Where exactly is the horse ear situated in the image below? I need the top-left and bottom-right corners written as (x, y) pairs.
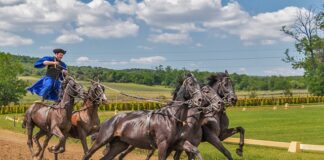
top-left (90, 80), bottom-right (95, 84)
top-left (187, 72), bottom-right (194, 77)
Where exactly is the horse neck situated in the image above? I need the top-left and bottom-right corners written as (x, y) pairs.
top-left (59, 89), bottom-right (75, 119)
top-left (169, 104), bottom-right (189, 122)
top-left (82, 98), bottom-right (99, 118)
top-left (174, 86), bottom-right (187, 102)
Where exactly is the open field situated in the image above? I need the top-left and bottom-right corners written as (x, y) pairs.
top-left (1, 104), bottom-right (324, 159)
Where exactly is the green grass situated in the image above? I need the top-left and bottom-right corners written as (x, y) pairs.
top-left (226, 104), bottom-right (324, 144)
top-left (199, 143), bottom-right (324, 160)
top-left (1, 104), bottom-right (324, 159)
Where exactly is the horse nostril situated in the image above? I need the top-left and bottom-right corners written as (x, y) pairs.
top-left (198, 98), bottom-right (202, 102)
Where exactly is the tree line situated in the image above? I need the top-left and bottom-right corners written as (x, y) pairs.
top-left (7, 53), bottom-right (306, 91)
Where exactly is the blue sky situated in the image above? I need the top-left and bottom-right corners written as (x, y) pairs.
top-left (0, 0), bottom-right (322, 76)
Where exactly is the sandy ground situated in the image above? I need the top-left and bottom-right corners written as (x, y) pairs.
top-left (0, 129), bottom-right (158, 160)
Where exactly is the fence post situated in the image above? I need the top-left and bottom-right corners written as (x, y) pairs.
top-left (288, 141), bottom-right (301, 153)
top-left (13, 116), bottom-right (16, 127)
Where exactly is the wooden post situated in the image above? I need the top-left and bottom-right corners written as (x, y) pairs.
top-left (13, 116), bottom-right (16, 127)
top-left (288, 141), bottom-right (301, 153)
top-left (285, 103), bottom-right (289, 110)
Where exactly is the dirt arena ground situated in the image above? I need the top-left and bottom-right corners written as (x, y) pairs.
top-left (0, 129), bottom-right (158, 160)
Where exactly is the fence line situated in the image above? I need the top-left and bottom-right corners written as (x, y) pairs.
top-left (224, 138), bottom-right (324, 153)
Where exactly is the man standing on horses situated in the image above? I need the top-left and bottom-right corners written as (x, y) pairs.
top-left (27, 48), bottom-right (68, 102)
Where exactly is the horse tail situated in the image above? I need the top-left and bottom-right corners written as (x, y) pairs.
top-left (22, 104), bottom-right (35, 128)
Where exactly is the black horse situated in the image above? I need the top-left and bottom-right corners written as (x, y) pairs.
top-left (176, 71), bottom-right (244, 160)
top-left (207, 71), bottom-right (244, 157)
top-left (82, 73), bottom-right (203, 160)
top-left (118, 71), bottom-right (244, 160)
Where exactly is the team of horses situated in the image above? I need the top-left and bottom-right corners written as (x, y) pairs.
top-left (22, 71), bottom-right (244, 160)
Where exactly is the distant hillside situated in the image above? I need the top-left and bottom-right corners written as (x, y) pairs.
top-left (2, 51), bottom-right (306, 90)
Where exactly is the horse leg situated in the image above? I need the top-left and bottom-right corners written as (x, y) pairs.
top-left (37, 134), bottom-right (53, 160)
top-left (100, 140), bottom-right (129, 160)
top-left (173, 150), bottom-right (182, 160)
top-left (157, 141), bottom-right (168, 160)
top-left (180, 140), bottom-right (203, 160)
top-left (204, 127), bottom-right (233, 160)
top-left (118, 146), bottom-right (135, 160)
top-left (78, 128), bottom-right (89, 154)
top-left (146, 149), bottom-right (155, 160)
top-left (187, 151), bottom-right (196, 160)
top-left (32, 129), bottom-right (46, 157)
top-left (83, 134), bottom-right (112, 160)
top-left (48, 126), bottom-right (66, 154)
top-left (219, 127), bottom-right (245, 157)
top-left (26, 124), bottom-right (35, 157)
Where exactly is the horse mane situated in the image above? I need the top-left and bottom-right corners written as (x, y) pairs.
top-left (207, 72), bottom-right (227, 87)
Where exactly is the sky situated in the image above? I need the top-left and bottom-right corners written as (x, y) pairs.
top-left (0, 0), bottom-right (322, 76)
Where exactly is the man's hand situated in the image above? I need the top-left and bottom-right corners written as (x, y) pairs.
top-left (43, 61), bottom-right (59, 66)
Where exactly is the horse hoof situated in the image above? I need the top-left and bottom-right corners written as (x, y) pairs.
top-left (236, 148), bottom-right (243, 157)
top-left (48, 146), bottom-right (56, 153)
top-left (52, 147), bottom-right (65, 154)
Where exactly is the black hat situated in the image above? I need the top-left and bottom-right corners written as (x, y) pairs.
top-left (53, 48), bottom-right (66, 54)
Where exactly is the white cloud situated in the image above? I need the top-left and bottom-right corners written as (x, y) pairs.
top-left (76, 20), bottom-right (139, 38)
top-left (238, 67), bottom-right (248, 74)
top-left (56, 33), bottom-right (83, 44)
top-left (137, 0), bottom-right (220, 32)
top-left (39, 45), bottom-right (54, 50)
top-left (264, 67), bottom-right (304, 76)
top-left (116, 0), bottom-right (137, 15)
top-left (237, 7), bottom-right (302, 44)
top-left (136, 0), bottom-right (302, 45)
top-left (130, 56), bottom-right (166, 64)
top-left (195, 43), bottom-right (202, 47)
top-left (0, 31), bottom-right (32, 46)
top-left (76, 56), bottom-right (90, 63)
top-left (0, 0), bottom-right (139, 46)
top-left (148, 32), bottom-right (191, 45)
top-left (0, 0), bottom-right (24, 5)
top-left (0, 0), bottom-right (310, 47)
top-left (109, 60), bottom-right (129, 65)
top-left (137, 45), bottom-right (153, 50)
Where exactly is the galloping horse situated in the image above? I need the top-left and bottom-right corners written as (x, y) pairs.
top-left (206, 71), bottom-right (244, 157)
top-left (82, 73), bottom-right (203, 160)
top-left (22, 76), bottom-right (84, 159)
top-left (69, 80), bottom-right (107, 153)
top-left (117, 85), bottom-right (225, 160)
top-left (176, 71), bottom-right (244, 160)
top-left (118, 71), bottom-right (244, 160)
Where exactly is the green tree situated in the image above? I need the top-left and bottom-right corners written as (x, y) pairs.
top-left (281, 8), bottom-right (324, 95)
top-left (0, 52), bottom-right (28, 106)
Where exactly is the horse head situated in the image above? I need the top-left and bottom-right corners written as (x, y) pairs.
top-left (88, 80), bottom-right (108, 104)
top-left (63, 76), bottom-right (85, 99)
top-left (207, 70), bottom-right (237, 105)
top-left (201, 85), bottom-right (224, 112)
top-left (173, 73), bottom-right (202, 107)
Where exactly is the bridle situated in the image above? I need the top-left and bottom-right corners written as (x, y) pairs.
top-left (88, 83), bottom-right (105, 103)
top-left (215, 77), bottom-right (235, 104)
